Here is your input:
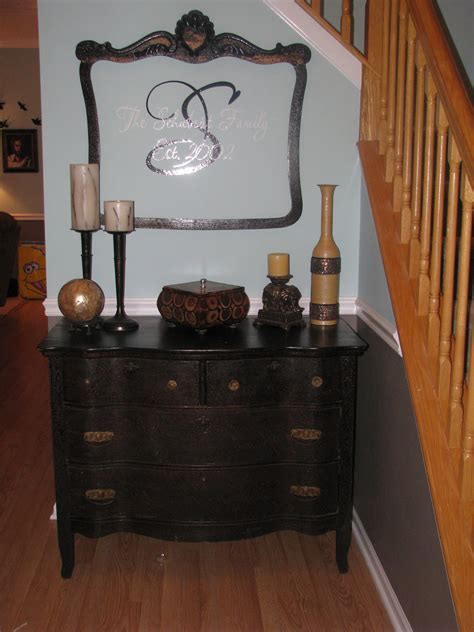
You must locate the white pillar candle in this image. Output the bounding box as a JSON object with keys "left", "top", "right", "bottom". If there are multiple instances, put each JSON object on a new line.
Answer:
{"left": 104, "top": 200, "right": 135, "bottom": 232}
{"left": 267, "top": 252, "right": 290, "bottom": 277}
{"left": 70, "top": 164, "right": 100, "bottom": 231}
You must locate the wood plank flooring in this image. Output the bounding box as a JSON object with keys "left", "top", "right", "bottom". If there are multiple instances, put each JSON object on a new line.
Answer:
{"left": 0, "top": 300, "right": 393, "bottom": 632}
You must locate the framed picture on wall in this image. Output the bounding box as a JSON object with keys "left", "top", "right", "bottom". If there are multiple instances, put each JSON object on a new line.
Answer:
{"left": 2, "top": 129, "right": 39, "bottom": 173}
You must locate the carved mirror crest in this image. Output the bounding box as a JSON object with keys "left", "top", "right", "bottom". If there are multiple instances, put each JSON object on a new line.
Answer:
{"left": 76, "top": 10, "right": 311, "bottom": 230}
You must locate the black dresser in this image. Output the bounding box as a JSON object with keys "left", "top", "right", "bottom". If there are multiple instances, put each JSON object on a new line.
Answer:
{"left": 39, "top": 316, "right": 367, "bottom": 578}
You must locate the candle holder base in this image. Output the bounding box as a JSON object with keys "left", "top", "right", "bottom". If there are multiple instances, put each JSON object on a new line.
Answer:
{"left": 102, "top": 313, "right": 139, "bottom": 333}
{"left": 254, "top": 275, "right": 305, "bottom": 331}
{"left": 68, "top": 318, "right": 102, "bottom": 335}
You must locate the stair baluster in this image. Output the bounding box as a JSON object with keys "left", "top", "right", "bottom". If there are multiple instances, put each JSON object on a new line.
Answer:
{"left": 399, "top": 17, "right": 416, "bottom": 243}
{"left": 417, "top": 74, "right": 437, "bottom": 316}
{"left": 448, "top": 175, "right": 473, "bottom": 448}
{"left": 438, "top": 137, "right": 461, "bottom": 416}
{"left": 408, "top": 44, "right": 426, "bottom": 277}
{"left": 393, "top": 0, "right": 408, "bottom": 214}
{"left": 427, "top": 104, "right": 448, "bottom": 365}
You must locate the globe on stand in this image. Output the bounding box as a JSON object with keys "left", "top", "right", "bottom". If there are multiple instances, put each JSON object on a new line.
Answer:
{"left": 58, "top": 278, "right": 105, "bottom": 331}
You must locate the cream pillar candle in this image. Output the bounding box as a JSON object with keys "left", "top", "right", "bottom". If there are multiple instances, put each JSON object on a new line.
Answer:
{"left": 104, "top": 201, "right": 135, "bottom": 232}
{"left": 70, "top": 164, "right": 100, "bottom": 231}
{"left": 267, "top": 252, "right": 289, "bottom": 277}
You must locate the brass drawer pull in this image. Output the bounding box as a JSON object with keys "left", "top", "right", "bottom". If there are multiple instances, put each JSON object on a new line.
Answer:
{"left": 268, "top": 361, "right": 281, "bottom": 371}
{"left": 311, "top": 375, "right": 323, "bottom": 388}
{"left": 84, "top": 431, "right": 115, "bottom": 445}
{"left": 290, "top": 485, "right": 321, "bottom": 498}
{"left": 228, "top": 379, "right": 240, "bottom": 392}
{"left": 126, "top": 362, "right": 139, "bottom": 372}
{"left": 166, "top": 379, "right": 178, "bottom": 391}
{"left": 290, "top": 428, "right": 322, "bottom": 442}
{"left": 85, "top": 489, "right": 116, "bottom": 504}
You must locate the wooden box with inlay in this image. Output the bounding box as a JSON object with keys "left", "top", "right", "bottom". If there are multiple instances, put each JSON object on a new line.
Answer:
{"left": 157, "top": 278, "right": 250, "bottom": 331}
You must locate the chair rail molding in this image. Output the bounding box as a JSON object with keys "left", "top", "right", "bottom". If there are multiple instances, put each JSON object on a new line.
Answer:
{"left": 10, "top": 212, "right": 44, "bottom": 221}
{"left": 262, "top": 0, "right": 362, "bottom": 88}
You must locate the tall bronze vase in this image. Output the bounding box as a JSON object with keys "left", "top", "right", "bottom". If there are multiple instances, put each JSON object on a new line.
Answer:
{"left": 310, "top": 184, "right": 341, "bottom": 326}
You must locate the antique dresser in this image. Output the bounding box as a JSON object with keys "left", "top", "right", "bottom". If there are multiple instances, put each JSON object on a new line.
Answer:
{"left": 39, "top": 316, "right": 367, "bottom": 578}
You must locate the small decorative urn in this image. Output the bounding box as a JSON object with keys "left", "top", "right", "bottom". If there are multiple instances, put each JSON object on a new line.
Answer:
{"left": 157, "top": 278, "right": 250, "bottom": 332}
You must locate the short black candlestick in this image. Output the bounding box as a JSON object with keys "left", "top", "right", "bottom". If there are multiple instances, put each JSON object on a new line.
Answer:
{"left": 102, "top": 232, "right": 139, "bottom": 332}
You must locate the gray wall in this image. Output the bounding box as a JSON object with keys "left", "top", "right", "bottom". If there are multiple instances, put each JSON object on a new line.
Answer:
{"left": 436, "top": 0, "right": 474, "bottom": 85}
{"left": 353, "top": 320, "right": 457, "bottom": 631}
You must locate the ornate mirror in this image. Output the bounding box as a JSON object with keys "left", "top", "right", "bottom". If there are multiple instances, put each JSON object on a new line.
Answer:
{"left": 76, "top": 10, "right": 311, "bottom": 230}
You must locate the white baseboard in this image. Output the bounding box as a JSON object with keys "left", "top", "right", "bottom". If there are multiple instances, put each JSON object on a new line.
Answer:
{"left": 355, "top": 298, "right": 402, "bottom": 357}
{"left": 44, "top": 296, "right": 358, "bottom": 318}
{"left": 44, "top": 295, "right": 401, "bottom": 359}
{"left": 353, "top": 510, "right": 412, "bottom": 632}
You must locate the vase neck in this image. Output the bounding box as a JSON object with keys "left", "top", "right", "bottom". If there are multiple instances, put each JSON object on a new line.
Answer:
{"left": 318, "top": 184, "right": 336, "bottom": 238}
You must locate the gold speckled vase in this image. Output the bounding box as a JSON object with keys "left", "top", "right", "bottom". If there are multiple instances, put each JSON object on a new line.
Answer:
{"left": 310, "top": 184, "right": 341, "bottom": 326}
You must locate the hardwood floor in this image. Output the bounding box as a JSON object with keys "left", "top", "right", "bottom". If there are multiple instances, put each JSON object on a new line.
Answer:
{"left": 0, "top": 300, "right": 393, "bottom": 632}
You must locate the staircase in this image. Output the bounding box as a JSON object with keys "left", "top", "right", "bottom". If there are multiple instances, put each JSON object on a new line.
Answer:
{"left": 296, "top": 0, "right": 473, "bottom": 629}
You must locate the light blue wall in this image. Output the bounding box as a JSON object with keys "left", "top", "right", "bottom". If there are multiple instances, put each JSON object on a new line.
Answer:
{"left": 358, "top": 177, "right": 395, "bottom": 327}
{"left": 38, "top": 0, "right": 361, "bottom": 302}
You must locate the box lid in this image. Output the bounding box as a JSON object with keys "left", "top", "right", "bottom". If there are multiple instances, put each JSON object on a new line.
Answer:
{"left": 163, "top": 278, "right": 245, "bottom": 295}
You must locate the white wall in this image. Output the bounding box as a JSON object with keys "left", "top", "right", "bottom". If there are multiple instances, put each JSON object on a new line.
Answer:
{"left": 0, "top": 48, "right": 44, "bottom": 217}
{"left": 38, "top": 0, "right": 361, "bottom": 305}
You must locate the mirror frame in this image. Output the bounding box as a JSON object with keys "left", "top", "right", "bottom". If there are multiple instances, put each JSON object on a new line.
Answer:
{"left": 76, "top": 9, "right": 311, "bottom": 230}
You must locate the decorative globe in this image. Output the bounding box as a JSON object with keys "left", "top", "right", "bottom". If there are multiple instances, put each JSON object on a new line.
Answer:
{"left": 58, "top": 278, "right": 105, "bottom": 323}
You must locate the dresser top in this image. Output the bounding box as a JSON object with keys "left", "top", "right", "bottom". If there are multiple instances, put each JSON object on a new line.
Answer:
{"left": 38, "top": 316, "right": 367, "bottom": 357}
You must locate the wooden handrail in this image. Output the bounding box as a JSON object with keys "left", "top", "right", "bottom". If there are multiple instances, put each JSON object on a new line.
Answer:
{"left": 407, "top": 0, "right": 474, "bottom": 179}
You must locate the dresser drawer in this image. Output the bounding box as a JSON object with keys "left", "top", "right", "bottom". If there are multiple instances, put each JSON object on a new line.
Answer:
{"left": 62, "top": 357, "right": 200, "bottom": 406}
{"left": 206, "top": 356, "right": 341, "bottom": 406}
{"left": 64, "top": 405, "right": 341, "bottom": 466}
{"left": 69, "top": 462, "right": 339, "bottom": 523}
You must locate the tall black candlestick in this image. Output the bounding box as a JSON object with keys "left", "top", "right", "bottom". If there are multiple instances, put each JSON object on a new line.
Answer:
{"left": 102, "top": 232, "right": 138, "bottom": 332}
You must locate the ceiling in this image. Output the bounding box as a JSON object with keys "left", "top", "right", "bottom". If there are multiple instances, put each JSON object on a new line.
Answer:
{"left": 0, "top": 0, "right": 38, "bottom": 48}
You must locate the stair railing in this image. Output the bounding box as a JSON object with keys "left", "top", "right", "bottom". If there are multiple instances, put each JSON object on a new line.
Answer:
{"left": 295, "top": 1, "right": 473, "bottom": 630}
{"left": 362, "top": 0, "right": 473, "bottom": 504}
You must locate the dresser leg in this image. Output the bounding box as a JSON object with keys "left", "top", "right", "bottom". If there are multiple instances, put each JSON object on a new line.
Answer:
{"left": 58, "top": 531, "right": 75, "bottom": 579}
{"left": 336, "top": 526, "right": 350, "bottom": 573}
